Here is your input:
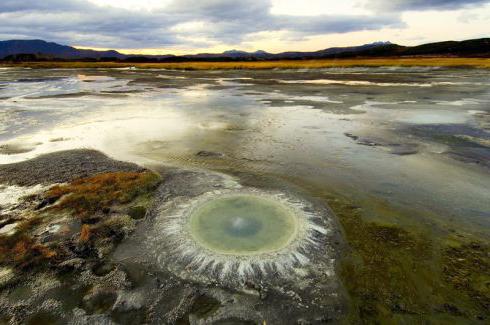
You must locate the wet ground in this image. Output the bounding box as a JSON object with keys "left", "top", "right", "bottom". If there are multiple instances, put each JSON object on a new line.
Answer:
{"left": 0, "top": 66, "right": 489, "bottom": 323}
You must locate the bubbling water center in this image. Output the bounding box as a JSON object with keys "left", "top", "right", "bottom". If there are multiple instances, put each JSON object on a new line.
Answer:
{"left": 188, "top": 195, "right": 299, "bottom": 255}
{"left": 151, "top": 189, "right": 331, "bottom": 283}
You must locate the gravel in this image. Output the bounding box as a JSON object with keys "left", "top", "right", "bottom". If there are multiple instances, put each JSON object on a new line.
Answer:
{"left": 0, "top": 149, "right": 144, "bottom": 186}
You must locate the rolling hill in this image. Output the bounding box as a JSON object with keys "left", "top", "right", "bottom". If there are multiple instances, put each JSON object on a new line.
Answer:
{"left": 1, "top": 38, "right": 489, "bottom": 62}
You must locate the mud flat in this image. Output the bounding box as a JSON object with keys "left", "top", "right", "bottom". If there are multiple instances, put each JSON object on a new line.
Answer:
{"left": 0, "top": 150, "right": 161, "bottom": 324}
{"left": 0, "top": 148, "right": 488, "bottom": 324}
{"left": 0, "top": 150, "right": 347, "bottom": 324}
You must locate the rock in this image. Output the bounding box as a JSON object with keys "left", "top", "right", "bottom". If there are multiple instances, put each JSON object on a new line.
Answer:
{"left": 83, "top": 287, "right": 118, "bottom": 314}
{"left": 389, "top": 144, "right": 418, "bottom": 155}
{"left": 356, "top": 137, "right": 383, "bottom": 146}
{"left": 102, "top": 215, "right": 136, "bottom": 238}
{"left": 128, "top": 206, "right": 146, "bottom": 219}
{"left": 0, "top": 222, "right": 18, "bottom": 236}
{"left": 58, "top": 258, "right": 85, "bottom": 272}
{"left": 0, "top": 143, "right": 35, "bottom": 155}
{"left": 441, "top": 303, "right": 463, "bottom": 316}
{"left": 196, "top": 151, "right": 224, "bottom": 158}
{"left": 39, "top": 299, "right": 63, "bottom": 314}
{"left": 447, "top": 147, "right": 490, "bottom": 168}
{"left": 112, "top": 291, "right": 145, "bottom": 312}
{"left": 345, "top": 133, "right": 418, "bottom": 155}
{"left": 70, "top": 307, "right": 116, "bottom": 325}
{"left": 35, "top": 195, "right": 60, "bottom": 210}
{"left": 344, "top": 132, "right": 359, "bottom": 141}
{"left": 0, "top": 267, "right": 14, "bottom": 287}
{"left": 92, "top": 262, "right": 116, "bottom": 277}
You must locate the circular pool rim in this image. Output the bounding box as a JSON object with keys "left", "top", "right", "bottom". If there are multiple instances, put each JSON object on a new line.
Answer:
{"left": 150, "top": 187, "right": 330, "bottom": 282}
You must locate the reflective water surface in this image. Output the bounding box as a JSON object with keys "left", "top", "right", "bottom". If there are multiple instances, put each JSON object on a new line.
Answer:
{"left": 1, "top": 66, "right": 488, "bottom": 237}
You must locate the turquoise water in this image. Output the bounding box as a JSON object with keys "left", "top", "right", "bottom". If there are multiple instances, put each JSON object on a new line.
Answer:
{"left": 188, "top": 195, "right": 298, "bottom": 255}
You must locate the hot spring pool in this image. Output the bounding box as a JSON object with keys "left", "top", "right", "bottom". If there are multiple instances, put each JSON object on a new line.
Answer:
{"left": 150, "top": 186, "right": 330, "bottom": 282}
{"left": 188, "top": 194, "right": 299, "bottom": 255}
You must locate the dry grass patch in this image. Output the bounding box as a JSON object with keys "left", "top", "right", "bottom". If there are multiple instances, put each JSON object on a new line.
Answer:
{"left": 0, "top": 170, "right": 161, "bottom": 274}
{"left": 0, "top": 218, "right": 61, "bottom": 270}
{"left": 3, "top": 58, "right": 490, "bottom": 70}
{"left": 46, "top": 171, "right": 160, "bottom": 221}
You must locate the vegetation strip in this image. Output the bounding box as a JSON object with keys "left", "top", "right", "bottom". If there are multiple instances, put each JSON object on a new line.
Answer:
{"left": 2, "top": 58, "right": 490, "bottom": 70}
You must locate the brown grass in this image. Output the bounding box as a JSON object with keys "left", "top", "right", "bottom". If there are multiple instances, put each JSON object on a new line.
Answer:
{"left": 2, "top": 58, "right": 490, "bottom": 70}
{"left": 79, "top": 224, "right": 91, "bottom": 243}
{"left": 76, "top": 215, "right": 136, "bottom": 255}
{"left": 46, "top": 171, "right": 160, "bottom": 221}
{"left": 0, "top": 218, "right": 60, "bottom": 269}
{"left": 0, "top": 171, "right": 160, "bottom": 270}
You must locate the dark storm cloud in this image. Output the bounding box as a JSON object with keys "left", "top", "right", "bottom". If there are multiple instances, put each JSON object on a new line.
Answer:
{"left": 0, "top": 0, "right": 411, "bottom": 49}
{"left": 372, "top": 0, "right": 490, "bottom": 11}
{"left": 0, "top": 0, "right": 182, "bottom": 48}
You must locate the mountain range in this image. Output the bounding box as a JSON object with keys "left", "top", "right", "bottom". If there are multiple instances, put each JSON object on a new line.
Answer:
{"left": 1, "top": 38, "right": 489, "bottom": 62}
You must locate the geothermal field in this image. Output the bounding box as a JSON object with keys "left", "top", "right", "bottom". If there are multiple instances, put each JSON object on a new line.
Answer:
{"left": 0, "top": 66, "right": 489, "bottom": 323}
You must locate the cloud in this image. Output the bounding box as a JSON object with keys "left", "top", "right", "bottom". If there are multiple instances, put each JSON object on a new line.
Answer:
{"left": 3, "top": 0, "right": 480, "bottom": 50}
{"left": 0, "top": 1, "right": 183, "bottom": 48}
{"left": 166, "top": 0, "right": 270, "bottom": 21}
{"left": 0, "top": 0, "right": 89, "bottom": 12}
{"left": 371, "top": 0, "right": 490, "bottom": 11}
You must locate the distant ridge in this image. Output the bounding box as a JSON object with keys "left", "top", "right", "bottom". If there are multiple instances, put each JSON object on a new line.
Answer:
{"left": 0, "top": 40, "right": 125, "bottom": 60}
{"left": 1, "top": 38, "right": 489, "bottom": 62}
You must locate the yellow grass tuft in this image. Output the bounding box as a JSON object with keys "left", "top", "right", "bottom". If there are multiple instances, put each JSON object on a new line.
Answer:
{"left": 2, "top": 58, "right": 490, "bottom": 70}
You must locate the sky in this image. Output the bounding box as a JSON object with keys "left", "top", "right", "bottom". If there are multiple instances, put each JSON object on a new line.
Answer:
{"left": 0, "top": 0, "right": 489, "bottom": 54}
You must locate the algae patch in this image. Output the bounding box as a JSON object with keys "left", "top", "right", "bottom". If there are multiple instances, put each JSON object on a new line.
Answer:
{"left": 328, "top": 196, "right": 490, "bottom": 323}
{"left": 442, "top": 241, "right": 489, "bottom": 315}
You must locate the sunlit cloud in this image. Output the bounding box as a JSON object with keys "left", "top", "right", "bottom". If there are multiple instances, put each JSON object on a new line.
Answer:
{"left": 0, "top": 0, "right": 488, "bottom": 53}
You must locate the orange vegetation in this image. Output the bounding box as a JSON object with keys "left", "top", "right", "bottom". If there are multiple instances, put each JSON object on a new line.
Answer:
{"left": 2, "top": 58, "right": 490, "bottom": 70}
{"left": 0, "top": 219, "right": 59, "bottom": 269}
{"left": 79, "top": 224, "right": 91, "bottom": 243}
{"left": 47, "top": 171, "right": 160, "bottom": 220}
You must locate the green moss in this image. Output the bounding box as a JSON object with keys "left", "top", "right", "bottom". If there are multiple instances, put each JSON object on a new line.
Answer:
{"left": 442, "top": 242, "right": 489, "bottom": 316}
{"left": 26, "top": 312, "right": 62, "bottom": 325}
{"left": 328, "top": 196, "right": 490, "bottom": 323}
{"left": 189, "top": 295, "right": 221, "bottom": 319}
{"left": 128, "top": 206, "right": 147, "bottom": 220}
